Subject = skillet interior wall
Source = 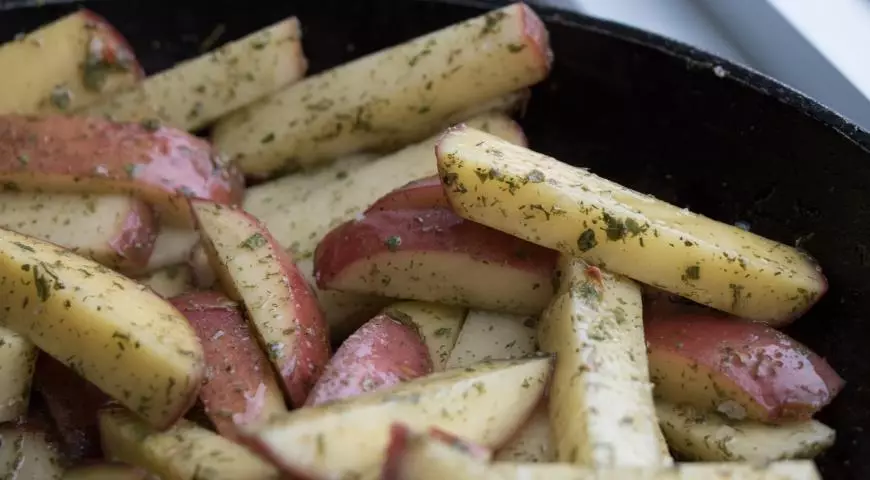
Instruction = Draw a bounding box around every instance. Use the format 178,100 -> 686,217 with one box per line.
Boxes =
1,0 -> 869,478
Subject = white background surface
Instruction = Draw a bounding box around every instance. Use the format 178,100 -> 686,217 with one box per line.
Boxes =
537,0 -> 870,131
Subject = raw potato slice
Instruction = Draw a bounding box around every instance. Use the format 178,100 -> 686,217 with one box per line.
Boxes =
445,310 -> 537,369
656,402 -> 835,462
137,265 -> 193,298
0,326 -> 37,423
295,256 -> 390,341
0,425 -> 65,479
83,18 -> 307,131
0,192 -> 157,272
171,292 -> 287,442
0,10 -> 142,115
538,256 -> 670,467
244,356 -> 552,479
383,425 -> 821,480
0,227 -> 204,428
436,127 -> 827,325
305,313 -> 433,406
99,408 -> 279,480
63,463 -> 148,480
495,404 -> 553,462
212,3 -> 551,176
244,112 -> 525,259
191,200 -> 330,407
384,301 -> 467,371
0,115 -> 244,226
143,228 -> 200,272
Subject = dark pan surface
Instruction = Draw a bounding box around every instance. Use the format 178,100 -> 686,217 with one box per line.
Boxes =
2,0 -> 869,477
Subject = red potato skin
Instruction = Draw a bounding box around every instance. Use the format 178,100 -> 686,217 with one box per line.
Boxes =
190,199 -> 331,407
0,115 -> 244,222
365,175 -> 450,213
79,9 -> 145,79
170,291 -> 286,442
314,207 -> 557,289
518,4 -> 554,75
305,313 -> 433,406
110,199 -> 159,271
646,314 -> 845,422
33,355 -> 112,460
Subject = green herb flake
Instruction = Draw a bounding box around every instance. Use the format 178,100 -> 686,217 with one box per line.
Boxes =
684,265 -> 701,281
385,235 -> 402,252
525,169 -> 546,183
239,233 -> 268,250
261,132 -> 276,144
49,86 -> 72,110
507,43 -> 526,53
480,11 -> 508,37
12,242 -> 34,252
577,229 -> 598,252
434,327 -> 452,337
140,118 -> 161,132
16,153 -> 28,166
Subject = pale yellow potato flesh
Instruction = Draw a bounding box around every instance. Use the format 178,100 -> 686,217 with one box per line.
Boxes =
0,11 -> 140,115
445,309 -> 537,369
0,326 -> 37,423
245,112 -> 525,259
246,356 -> 552,479
437,128 -> 827,325
384,301 -> 467,371
0,228 -> 204,428
0,192 -> 154,272
143,227 -> 199,273
0,426 -> 64,479
494,403 -> 553,463
212,3 -> 549,175
538,256 -> 670,468
656,402 -> 835,462
83,18 -> 306,131
136,265 -> 194,298
389,430 -> 820,480
99,408 -> 278,480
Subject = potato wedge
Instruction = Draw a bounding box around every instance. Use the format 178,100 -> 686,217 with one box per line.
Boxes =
0,115 -> 244,226
143,228 -> 200,272
314,208 -> 557,313
436,127 -> 827,325
445,310 -> 537,369
383,424 -> 821,480
0,192 -> 157,272
63,463 -> 148,480
34,355 -> 110,459
0,227 -> 204,428
306,312 -> 433,405
0,326 -> 37,423
646,314 -> 843,423
99,407 -> 279,480
0,424 -> 65,479
83,18 -> 306,131
384,301 -> 466,371
538,256 -> 670,467
244,112 -> 525,259
191,200 -> 330,407
244,355 -> 552,479
170,292 -> 287,441
0,10 -> 142,115
137,265 -> 194,298
367,175 -> 450,213
495,403 -> 553,463
212,3 -> 550,176
656,401 -> 835,462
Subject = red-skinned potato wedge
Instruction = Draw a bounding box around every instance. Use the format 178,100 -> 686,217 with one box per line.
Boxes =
382,301 -> 466,371
0,421 -> 65,479
170,292 -> 287,441
0,10 -> 143,115
646,314 -> 844,423
0,115 -> 244,226
306,312 -> 432,405
191,200 -> 331,407
243,355 -> 552,479
366,175 -> 450,213
315,208 -> 558,314
34,355 -> 110,460
99,407 -> 279,480
0,192 -> 157,273
0,227 -> 205,429
62,462 -> 148,480
381,423 -> 823,480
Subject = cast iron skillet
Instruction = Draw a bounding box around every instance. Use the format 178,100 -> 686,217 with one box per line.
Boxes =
2,0 -> 869,478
